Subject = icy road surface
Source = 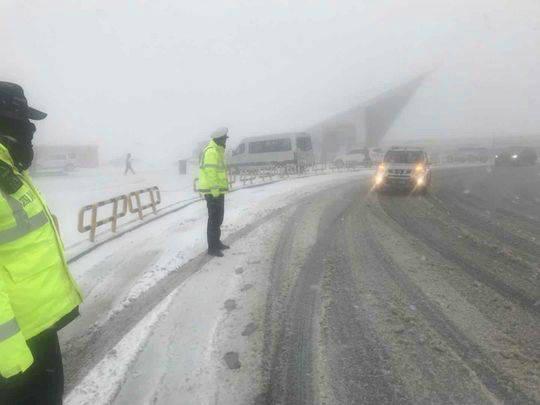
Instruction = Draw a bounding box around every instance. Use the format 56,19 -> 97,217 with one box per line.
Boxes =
63,165 -> 539,405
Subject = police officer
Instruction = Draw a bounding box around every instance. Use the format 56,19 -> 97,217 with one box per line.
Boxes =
198,127 -> 230,257
0,82 -> 83,404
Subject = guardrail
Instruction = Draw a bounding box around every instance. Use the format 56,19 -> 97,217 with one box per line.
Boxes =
128,186 -> 161,220
78,186 -> 161,242
72,164 -> 370,257
79,163 -> 361,241
193,163 -> 365,191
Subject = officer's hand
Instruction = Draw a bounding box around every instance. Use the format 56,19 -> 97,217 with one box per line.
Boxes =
0,337 -> 34,378
211,189 -> 220,198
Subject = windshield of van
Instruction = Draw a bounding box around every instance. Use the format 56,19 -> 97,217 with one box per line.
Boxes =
232,143 -> 245,156
249,138 -> 292,153
296,136 -> 312,151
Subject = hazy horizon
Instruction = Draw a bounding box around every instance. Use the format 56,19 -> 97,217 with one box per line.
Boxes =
2,0 -> 539,162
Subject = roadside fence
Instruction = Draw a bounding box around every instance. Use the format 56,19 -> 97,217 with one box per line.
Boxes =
78,186 -> 161,242
79,163 -> 365,242
128,186 -> 161,220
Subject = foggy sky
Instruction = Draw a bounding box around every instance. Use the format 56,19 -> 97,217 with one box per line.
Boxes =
1,0 -> 539,162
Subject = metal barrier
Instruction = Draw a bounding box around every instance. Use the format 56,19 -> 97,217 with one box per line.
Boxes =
240,171 -> 257,186
78,164 -> 366,243
228,172 -> 237,188
78,195 -> 129,242
78,186 -> 161,242
128,186 -> 161,220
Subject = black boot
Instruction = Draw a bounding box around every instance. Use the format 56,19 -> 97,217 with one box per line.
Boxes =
208,249 -> 224,257
218,242 -> 230,250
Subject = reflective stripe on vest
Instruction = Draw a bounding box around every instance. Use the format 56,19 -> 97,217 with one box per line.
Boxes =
198,188 -> 229,192
0,318 -> 20,342
200,163 -> 223,169
0,191 -> 48,244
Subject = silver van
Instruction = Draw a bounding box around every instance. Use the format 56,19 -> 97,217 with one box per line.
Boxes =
228,132 -> 315,171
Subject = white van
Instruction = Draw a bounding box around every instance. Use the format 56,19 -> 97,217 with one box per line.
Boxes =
228,133 -> 315,171
31,153 -> 77,175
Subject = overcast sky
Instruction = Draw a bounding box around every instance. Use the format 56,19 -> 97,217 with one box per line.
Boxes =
1,0 -> 539,161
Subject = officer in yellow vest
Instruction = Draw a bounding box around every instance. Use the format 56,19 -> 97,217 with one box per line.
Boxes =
198,127 -> 230,257
0,82 -> 83,404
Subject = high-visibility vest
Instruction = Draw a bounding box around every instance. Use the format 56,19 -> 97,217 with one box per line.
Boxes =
0,143 -> 82,378
198,140 -> 229,196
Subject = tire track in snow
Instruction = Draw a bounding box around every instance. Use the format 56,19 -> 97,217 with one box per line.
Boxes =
378,195 -> 539,315
63,182 -> 359,394
367,198 -> 536,404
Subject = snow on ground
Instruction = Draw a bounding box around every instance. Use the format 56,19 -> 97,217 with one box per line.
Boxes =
60,163 -> 492,405
65,289 -> 176,405
34,163 -> 199,248
65,201 -> 295,405
113,216 -> 284,405
61,169 -> 369,404
59,170 -> 370,367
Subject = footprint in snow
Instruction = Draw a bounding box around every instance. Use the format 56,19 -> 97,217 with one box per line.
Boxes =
240,283 -> 253,292
223,352 -> 241,370
241,322 -> 258,337
224,299 -> 237,312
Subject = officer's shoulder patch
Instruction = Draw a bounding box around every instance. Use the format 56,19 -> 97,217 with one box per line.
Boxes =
0,160 -> 23,194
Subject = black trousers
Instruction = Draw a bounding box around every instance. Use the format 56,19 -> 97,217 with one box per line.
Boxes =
0,329 -> 64,405
205,194 -> 224,250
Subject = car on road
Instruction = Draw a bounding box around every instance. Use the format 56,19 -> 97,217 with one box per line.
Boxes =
494,147 -> 538,167
334,147 -> 385,168
334,148 -> 370,168
31,153 -> 77,175
448,147 -> 490,163
374,147 -> 431,194
367,147 -> 385,164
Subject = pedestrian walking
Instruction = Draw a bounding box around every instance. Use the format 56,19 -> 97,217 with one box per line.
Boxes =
124,153 -> 135,175
0,82 -> 83,404
198,127 -> 230,257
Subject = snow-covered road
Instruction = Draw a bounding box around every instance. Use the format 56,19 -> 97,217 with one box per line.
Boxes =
60,170 -> 369,404
61,165 -> 540,405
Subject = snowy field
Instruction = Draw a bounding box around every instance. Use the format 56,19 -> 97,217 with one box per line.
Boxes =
34,163 -> 199,249
57,169 -> 370,404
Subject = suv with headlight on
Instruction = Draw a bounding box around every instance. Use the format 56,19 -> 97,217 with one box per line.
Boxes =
374,147 -> 431,194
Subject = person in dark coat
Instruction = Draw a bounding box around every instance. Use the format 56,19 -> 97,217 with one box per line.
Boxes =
124,153 -> 135,175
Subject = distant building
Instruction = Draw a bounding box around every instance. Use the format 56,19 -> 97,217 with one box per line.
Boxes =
34,144 -> 99,168
307,73 -> 430,160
